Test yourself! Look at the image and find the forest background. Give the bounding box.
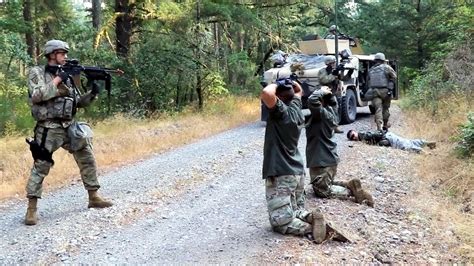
[0,0,472,258]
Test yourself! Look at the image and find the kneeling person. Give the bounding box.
[261,79,349,243]
[306,87,374,207]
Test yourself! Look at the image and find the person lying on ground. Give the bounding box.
[346,129,436,153]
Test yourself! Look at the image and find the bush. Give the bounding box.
[0,74,34,136]
[455,112,474,158]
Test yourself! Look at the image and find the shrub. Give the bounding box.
[455,112,474,158]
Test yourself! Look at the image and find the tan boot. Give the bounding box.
[311,210,327,244]
[346,179,375,207]
[88,190,113,208]
[25,197,38,225]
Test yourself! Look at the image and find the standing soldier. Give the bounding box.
[368,52,397,130]
[261,78,348,243]
[24,40,112,226]
[317,55,353,133]
[305,86,374,207]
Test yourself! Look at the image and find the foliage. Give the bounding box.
[0,74,34,136]
[403,39,473,112]
[455,113,474,158]
[0,0,472,136]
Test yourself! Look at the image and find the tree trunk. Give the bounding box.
[195,0,203,109]
[115,0,132,58]
[23,0,36,64]
[415,0,424,68]
[92,0,101,30]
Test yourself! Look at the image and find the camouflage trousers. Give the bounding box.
[26,126,100,198]
[372,88,391,130]
[265,175,312,236]
[309,166,350,199]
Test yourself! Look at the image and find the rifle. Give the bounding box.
[50,59,124,112]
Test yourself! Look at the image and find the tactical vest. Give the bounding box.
[368,64,388,88]
[29,66,78,122]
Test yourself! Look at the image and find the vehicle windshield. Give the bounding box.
[282,54,327,70]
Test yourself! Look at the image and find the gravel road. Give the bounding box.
[0,106,465,264]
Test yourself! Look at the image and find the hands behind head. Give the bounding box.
[320,86,332,96]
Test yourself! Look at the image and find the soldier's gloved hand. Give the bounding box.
[275,78,292,89]
[331,69,339,76]
[289,73,298,81]
[90,82,101,96]
[57,71,69,83]
[336,64,345,71]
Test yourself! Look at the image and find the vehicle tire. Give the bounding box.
[340,89,357,124]
[369,105,376,115]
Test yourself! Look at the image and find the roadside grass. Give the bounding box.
[0,95,260,200]
[400,96,473,261]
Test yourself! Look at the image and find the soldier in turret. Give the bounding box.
[316,55,353,133]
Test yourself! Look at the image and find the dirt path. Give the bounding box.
[0,106,464,264]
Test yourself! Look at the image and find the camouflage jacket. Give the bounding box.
[358,130,391,146]
[28,65,96,128]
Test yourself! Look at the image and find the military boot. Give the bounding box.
[383,120,391,130]
[311,210,327,244]
[88,190,113,208]
[334,126,344,134]
[346,179,375,207]
[426,141,436,149]
[25,197,38,225]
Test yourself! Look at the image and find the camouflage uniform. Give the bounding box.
[305,89,350,198]
[368,60,397,130]
[358,130,433,153]
[26,65,99,198]
[263,98,312,236]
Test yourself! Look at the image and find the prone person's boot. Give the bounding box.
[88,190,113,208]
[24,197,38,225]
[426,141,436,149]
[346,179,375,207]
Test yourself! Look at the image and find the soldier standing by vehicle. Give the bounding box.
[317,55,353,133]
[368,52,397,130]
[261,79,349,243]
[24,40,112,226]
[306,87,374,207]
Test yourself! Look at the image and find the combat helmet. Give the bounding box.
[324,55,336,65]
[44,40,69,55]
[374,52,386,61]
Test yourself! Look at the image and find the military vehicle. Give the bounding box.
[261,39,399,124]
